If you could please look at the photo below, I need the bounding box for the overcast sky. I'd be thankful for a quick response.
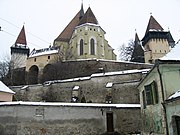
[0,0,180,60]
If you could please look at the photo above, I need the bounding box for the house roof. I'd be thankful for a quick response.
[145,15,164,34]
[78,7,98,25]
[0,81,15,94]
[15,25,27,45]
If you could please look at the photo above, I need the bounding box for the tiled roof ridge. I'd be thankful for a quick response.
[15,25,27,45]
[145,15,164,34]
[78,7,98,25]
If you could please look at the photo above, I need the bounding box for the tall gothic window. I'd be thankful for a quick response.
[90,38,95,55]
[80,39,83,55]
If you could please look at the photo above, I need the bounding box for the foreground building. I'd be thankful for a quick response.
[138,43,180,135]
[0,81,15,102]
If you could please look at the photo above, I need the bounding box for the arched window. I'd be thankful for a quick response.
[90,38,95,55]
[80,39,83,55]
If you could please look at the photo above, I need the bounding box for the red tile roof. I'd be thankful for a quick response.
[145,15,163,34]
[15,25,27,45]
[55,11,82,42]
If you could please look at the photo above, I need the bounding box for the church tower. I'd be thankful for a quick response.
[54,4,116,60]
[131,32,144,63]
[142,15,175,63]
[10,25,30,69]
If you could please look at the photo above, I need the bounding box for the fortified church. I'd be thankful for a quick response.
[11,4,119,84]
[11,4,174,82]
[3,3,178,135]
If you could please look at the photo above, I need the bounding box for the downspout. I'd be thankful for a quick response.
[156,62,169,135]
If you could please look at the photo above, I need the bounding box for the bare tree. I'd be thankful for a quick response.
[0,61,9,82]
[118,39,135,61]
[0,54,26,85]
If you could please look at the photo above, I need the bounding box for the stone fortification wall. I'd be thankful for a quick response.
[11,69,148,103]
[39,59,152,83]
[0,102,141,135]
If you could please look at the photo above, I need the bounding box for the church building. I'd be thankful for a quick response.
[53,4,116,60]
[23,4,116,81]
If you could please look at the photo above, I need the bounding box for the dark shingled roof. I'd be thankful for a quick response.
[145,15,163,34]
[131,33,144,63]
[54,6,98,43]
[78,7,98,25]
[15,25,27,45]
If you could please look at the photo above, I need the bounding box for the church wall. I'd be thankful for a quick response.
[0,103,140,135]
[11,71,145,103]
[26,59,152,84]
[69,24,116,60]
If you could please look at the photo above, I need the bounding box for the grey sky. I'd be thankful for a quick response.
[0,0,180,60]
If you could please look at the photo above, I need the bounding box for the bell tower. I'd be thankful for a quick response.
[10,25,30,69]
[142,15,175,63]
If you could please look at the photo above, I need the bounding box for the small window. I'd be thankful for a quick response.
[144,81,158,105]
[80,39,83,55]
[90,38,95,55]
[90,28,92,30]
[48,56,50,59]
[34,58,36,62]
[94,29,96,31]
[142,90,146,109]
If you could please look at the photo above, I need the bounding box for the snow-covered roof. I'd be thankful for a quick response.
[160,43,180,60]
[0,81,15,94]
[168,90,180,100]
[0,101,140,108]
[29,47,59,58]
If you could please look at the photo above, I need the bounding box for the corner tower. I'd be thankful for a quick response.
[10,25,30,69]
[142,15,175,63]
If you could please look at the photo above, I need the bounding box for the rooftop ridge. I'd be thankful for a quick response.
[14,25,27,46]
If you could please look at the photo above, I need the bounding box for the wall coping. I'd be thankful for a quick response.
[0,101,141,108]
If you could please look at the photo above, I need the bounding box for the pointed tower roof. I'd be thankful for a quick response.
[79,2,84,20]
[131,33,144,63]
[135,32,140,45]
[145,15,163,34]
[78,7,98,25]
[15,25,27,45]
